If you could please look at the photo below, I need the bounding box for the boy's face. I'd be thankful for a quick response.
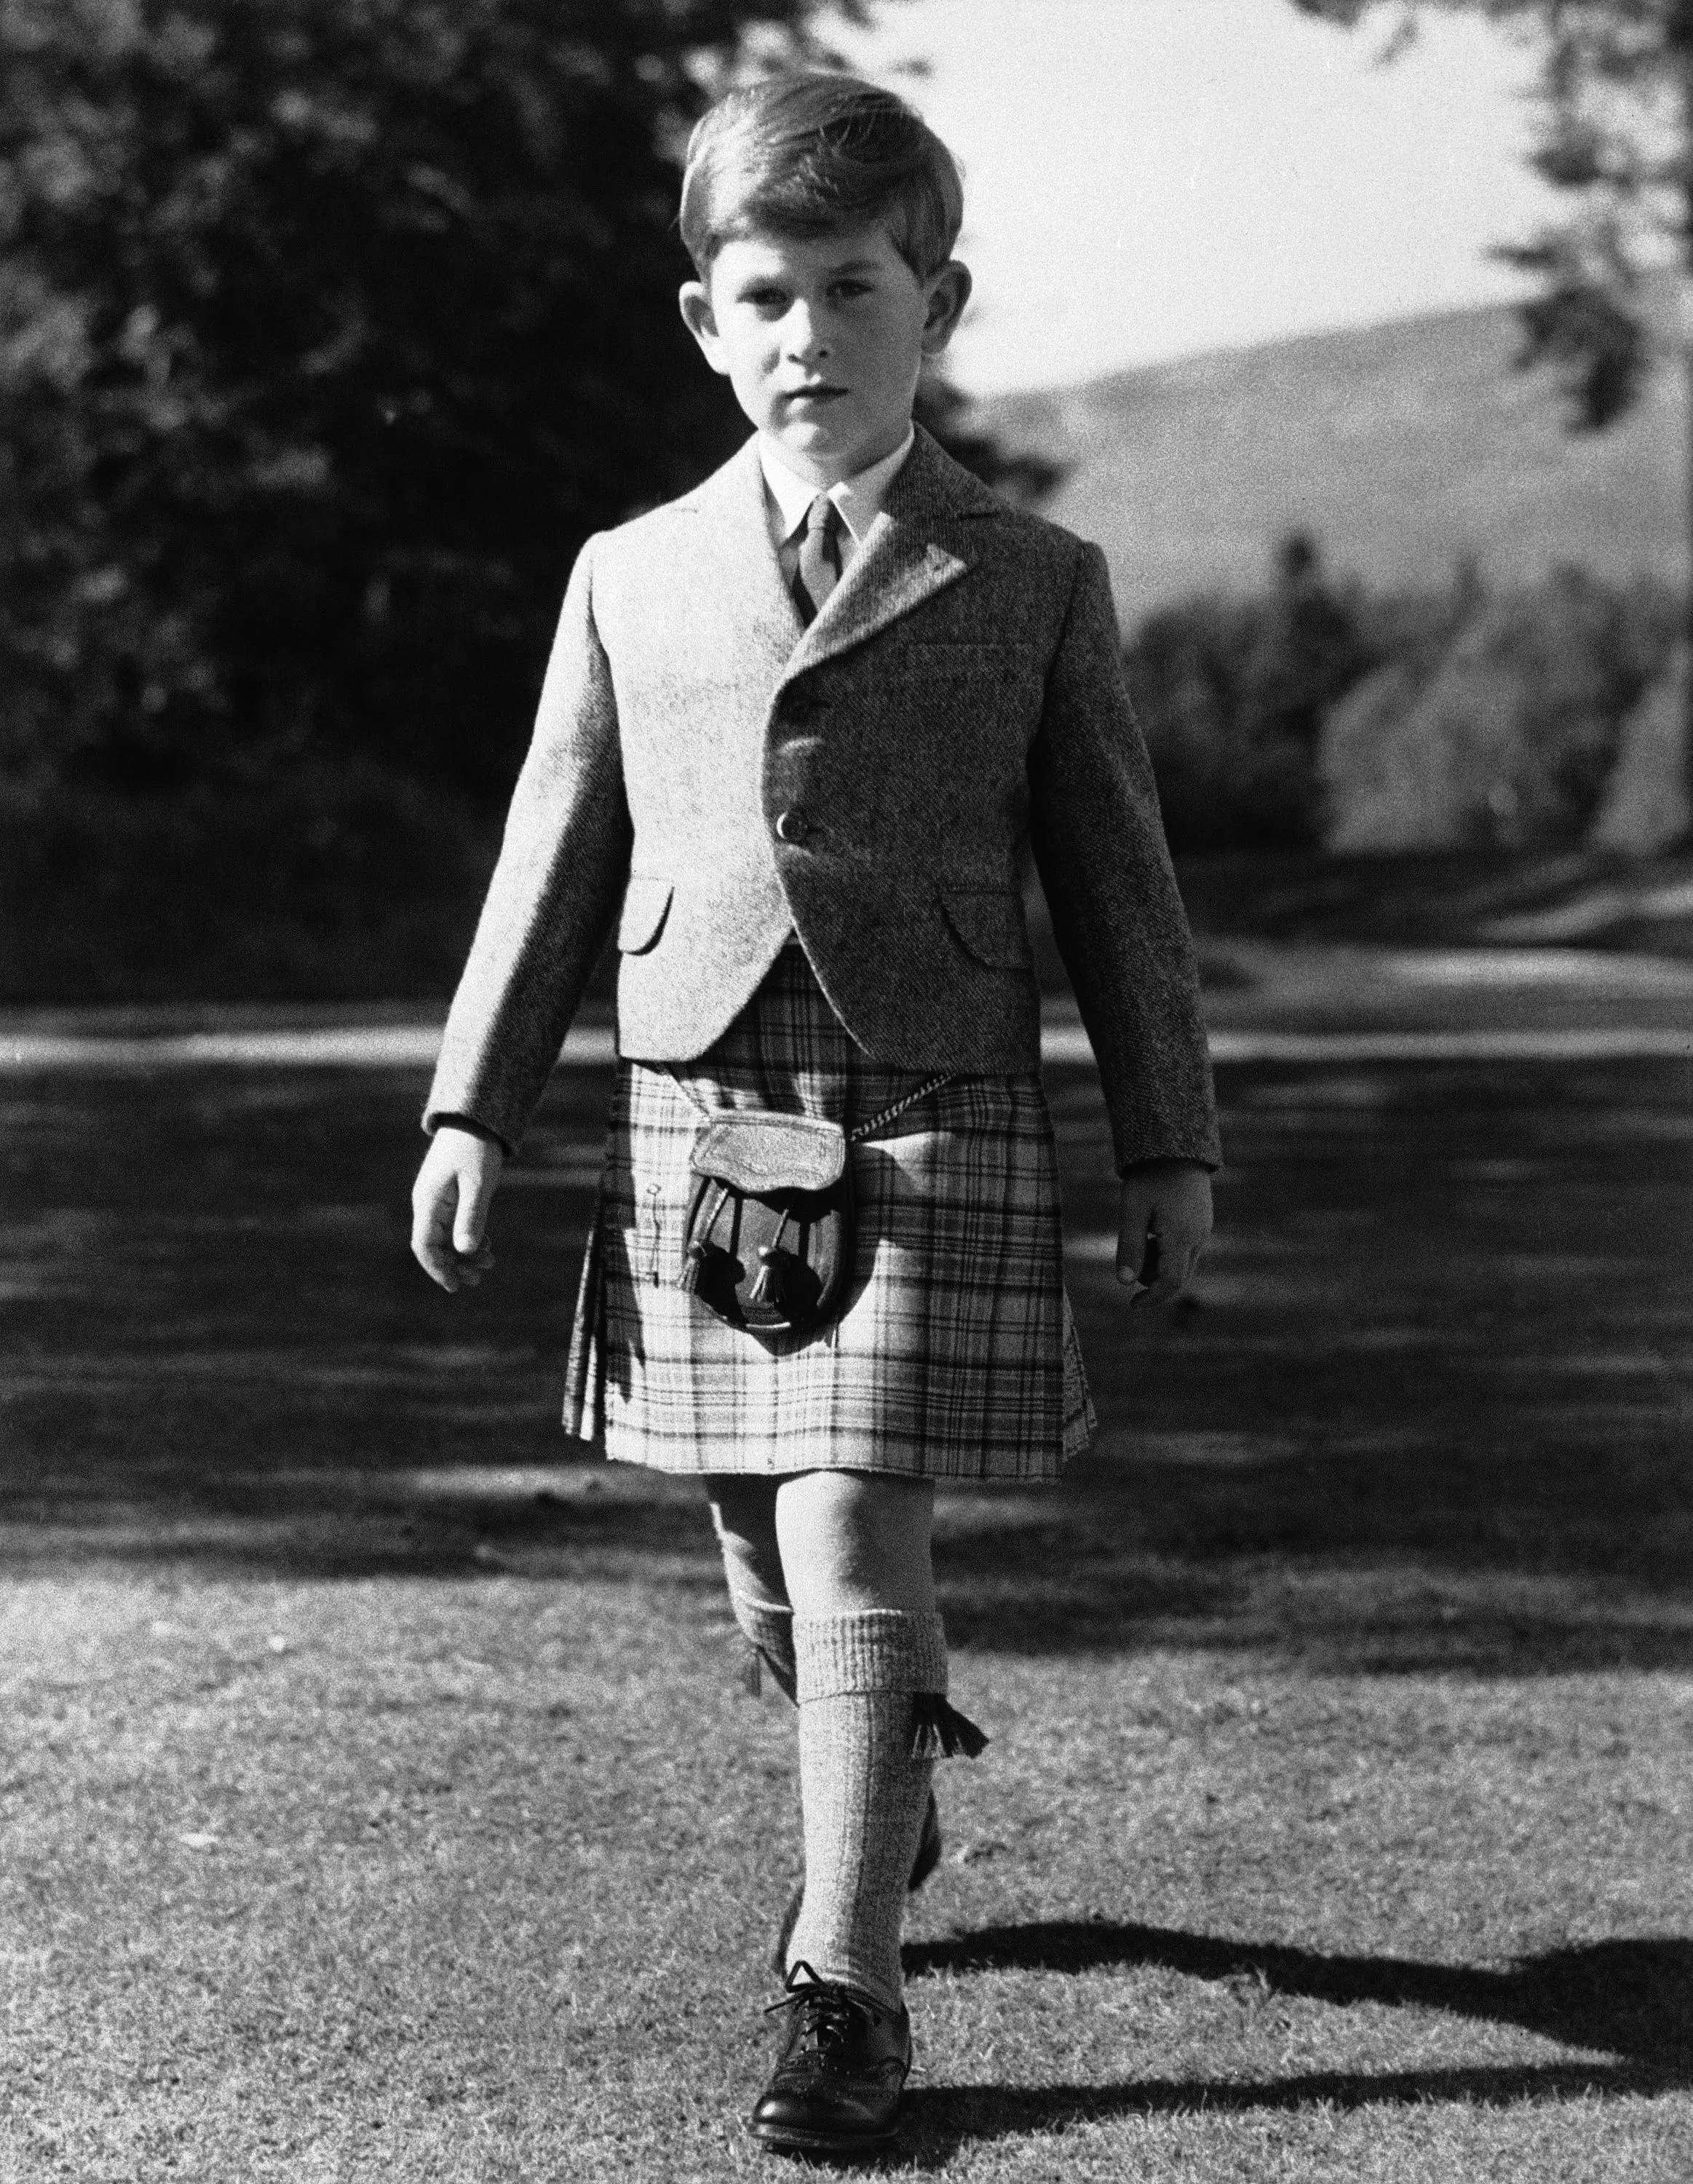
[680,224,970,486]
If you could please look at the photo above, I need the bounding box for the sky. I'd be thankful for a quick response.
[830,0,1563,395]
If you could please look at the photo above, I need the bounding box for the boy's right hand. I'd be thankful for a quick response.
[411,1125,504,1291]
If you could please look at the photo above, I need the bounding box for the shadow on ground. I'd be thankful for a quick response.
[4,1042,1692,1669]
[894,2062,1678,2170]
[887,1928,1693,2164]
[908,1926,1693,2065]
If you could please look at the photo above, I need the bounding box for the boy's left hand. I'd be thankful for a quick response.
[1116,1159,1213,1305]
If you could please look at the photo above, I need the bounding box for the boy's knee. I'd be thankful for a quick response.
[776,1470,935,1614]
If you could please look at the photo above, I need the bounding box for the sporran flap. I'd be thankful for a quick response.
[689,1112,848,1195]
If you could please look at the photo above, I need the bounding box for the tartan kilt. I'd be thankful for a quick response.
[563,942,1096,1481]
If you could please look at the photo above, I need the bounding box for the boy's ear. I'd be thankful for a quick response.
[920,260,972,358]
[679,280,729,373]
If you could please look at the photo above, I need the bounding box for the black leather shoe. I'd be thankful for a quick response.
[770,1791,942,1978]
[750,1963,913,2155]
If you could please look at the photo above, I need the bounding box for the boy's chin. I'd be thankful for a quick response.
[768,414,849,454]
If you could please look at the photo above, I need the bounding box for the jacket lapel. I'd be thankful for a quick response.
[780,427,1000,682]
[683,434,806,681]
[680,425,1002,687]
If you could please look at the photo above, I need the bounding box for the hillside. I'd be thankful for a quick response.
[978,275,1685,617]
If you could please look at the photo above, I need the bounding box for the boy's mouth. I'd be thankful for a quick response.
[784,386,847,406]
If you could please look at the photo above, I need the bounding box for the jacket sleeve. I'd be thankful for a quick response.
[423,535,633,1150]
[1028,541,1221,1176]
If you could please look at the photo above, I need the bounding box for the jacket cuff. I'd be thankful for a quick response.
[1116,1149,1221,1180]
[426,1110,515,1158]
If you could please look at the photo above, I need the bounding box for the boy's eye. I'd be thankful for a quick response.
[744,287,788,311]
[830,280,871,300]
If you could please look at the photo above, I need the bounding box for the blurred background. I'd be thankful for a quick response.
[4,0,1687,1005]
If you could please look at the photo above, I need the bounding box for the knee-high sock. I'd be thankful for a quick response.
[785,1610,947,2011]
[710,1499,797,1704]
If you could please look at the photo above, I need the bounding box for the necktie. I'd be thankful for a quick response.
[792,494,845,626]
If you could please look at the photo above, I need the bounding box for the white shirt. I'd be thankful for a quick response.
[758,425,915,589]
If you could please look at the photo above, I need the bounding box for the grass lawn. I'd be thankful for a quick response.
[3,970,1692,2180]
[4,1575,1689,2182]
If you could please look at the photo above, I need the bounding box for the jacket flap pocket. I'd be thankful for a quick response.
[617,877,673,954]
[689,1114,846,1195]
[939,887,1032,970]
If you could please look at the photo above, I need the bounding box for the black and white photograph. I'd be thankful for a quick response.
[3,0,1690,2175]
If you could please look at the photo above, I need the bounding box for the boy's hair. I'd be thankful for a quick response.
[679,74,963,281]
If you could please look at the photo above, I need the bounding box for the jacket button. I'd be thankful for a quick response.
[774,808,812,845]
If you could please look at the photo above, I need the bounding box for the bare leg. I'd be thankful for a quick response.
[774,1471,936,1617]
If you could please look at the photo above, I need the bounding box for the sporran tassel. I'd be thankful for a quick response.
[741,1642,764,1698]
[747,1246,787,1313]
[909,1690,989,1760]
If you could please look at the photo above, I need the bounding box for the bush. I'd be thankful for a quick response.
[1317,566,1678,852]
[1127,534,1372,851]
[0,761,498,1000]
[1127,550,1682,858]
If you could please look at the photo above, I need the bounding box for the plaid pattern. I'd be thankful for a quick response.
[563,946,1095,1481]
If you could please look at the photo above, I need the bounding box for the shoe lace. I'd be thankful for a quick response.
[763,1964,880,2055]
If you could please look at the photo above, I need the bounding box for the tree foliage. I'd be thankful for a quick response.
[1290,0,1689,429]
[0,0,874,810]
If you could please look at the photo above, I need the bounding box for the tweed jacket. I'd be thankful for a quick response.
[425,424,1221,1177]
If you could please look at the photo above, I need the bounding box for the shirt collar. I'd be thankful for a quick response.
[758,425,916,547]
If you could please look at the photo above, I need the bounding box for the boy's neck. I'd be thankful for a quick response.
[757,418,915,492]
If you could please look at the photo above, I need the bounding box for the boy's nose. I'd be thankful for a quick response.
[782,304,829,362]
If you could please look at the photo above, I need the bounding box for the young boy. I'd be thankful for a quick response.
[412,74,1217,2156]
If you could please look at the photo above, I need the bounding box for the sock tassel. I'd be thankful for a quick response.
[910,1690,988,1760]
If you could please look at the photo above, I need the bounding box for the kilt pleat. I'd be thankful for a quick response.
[563,944,1095,1481]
